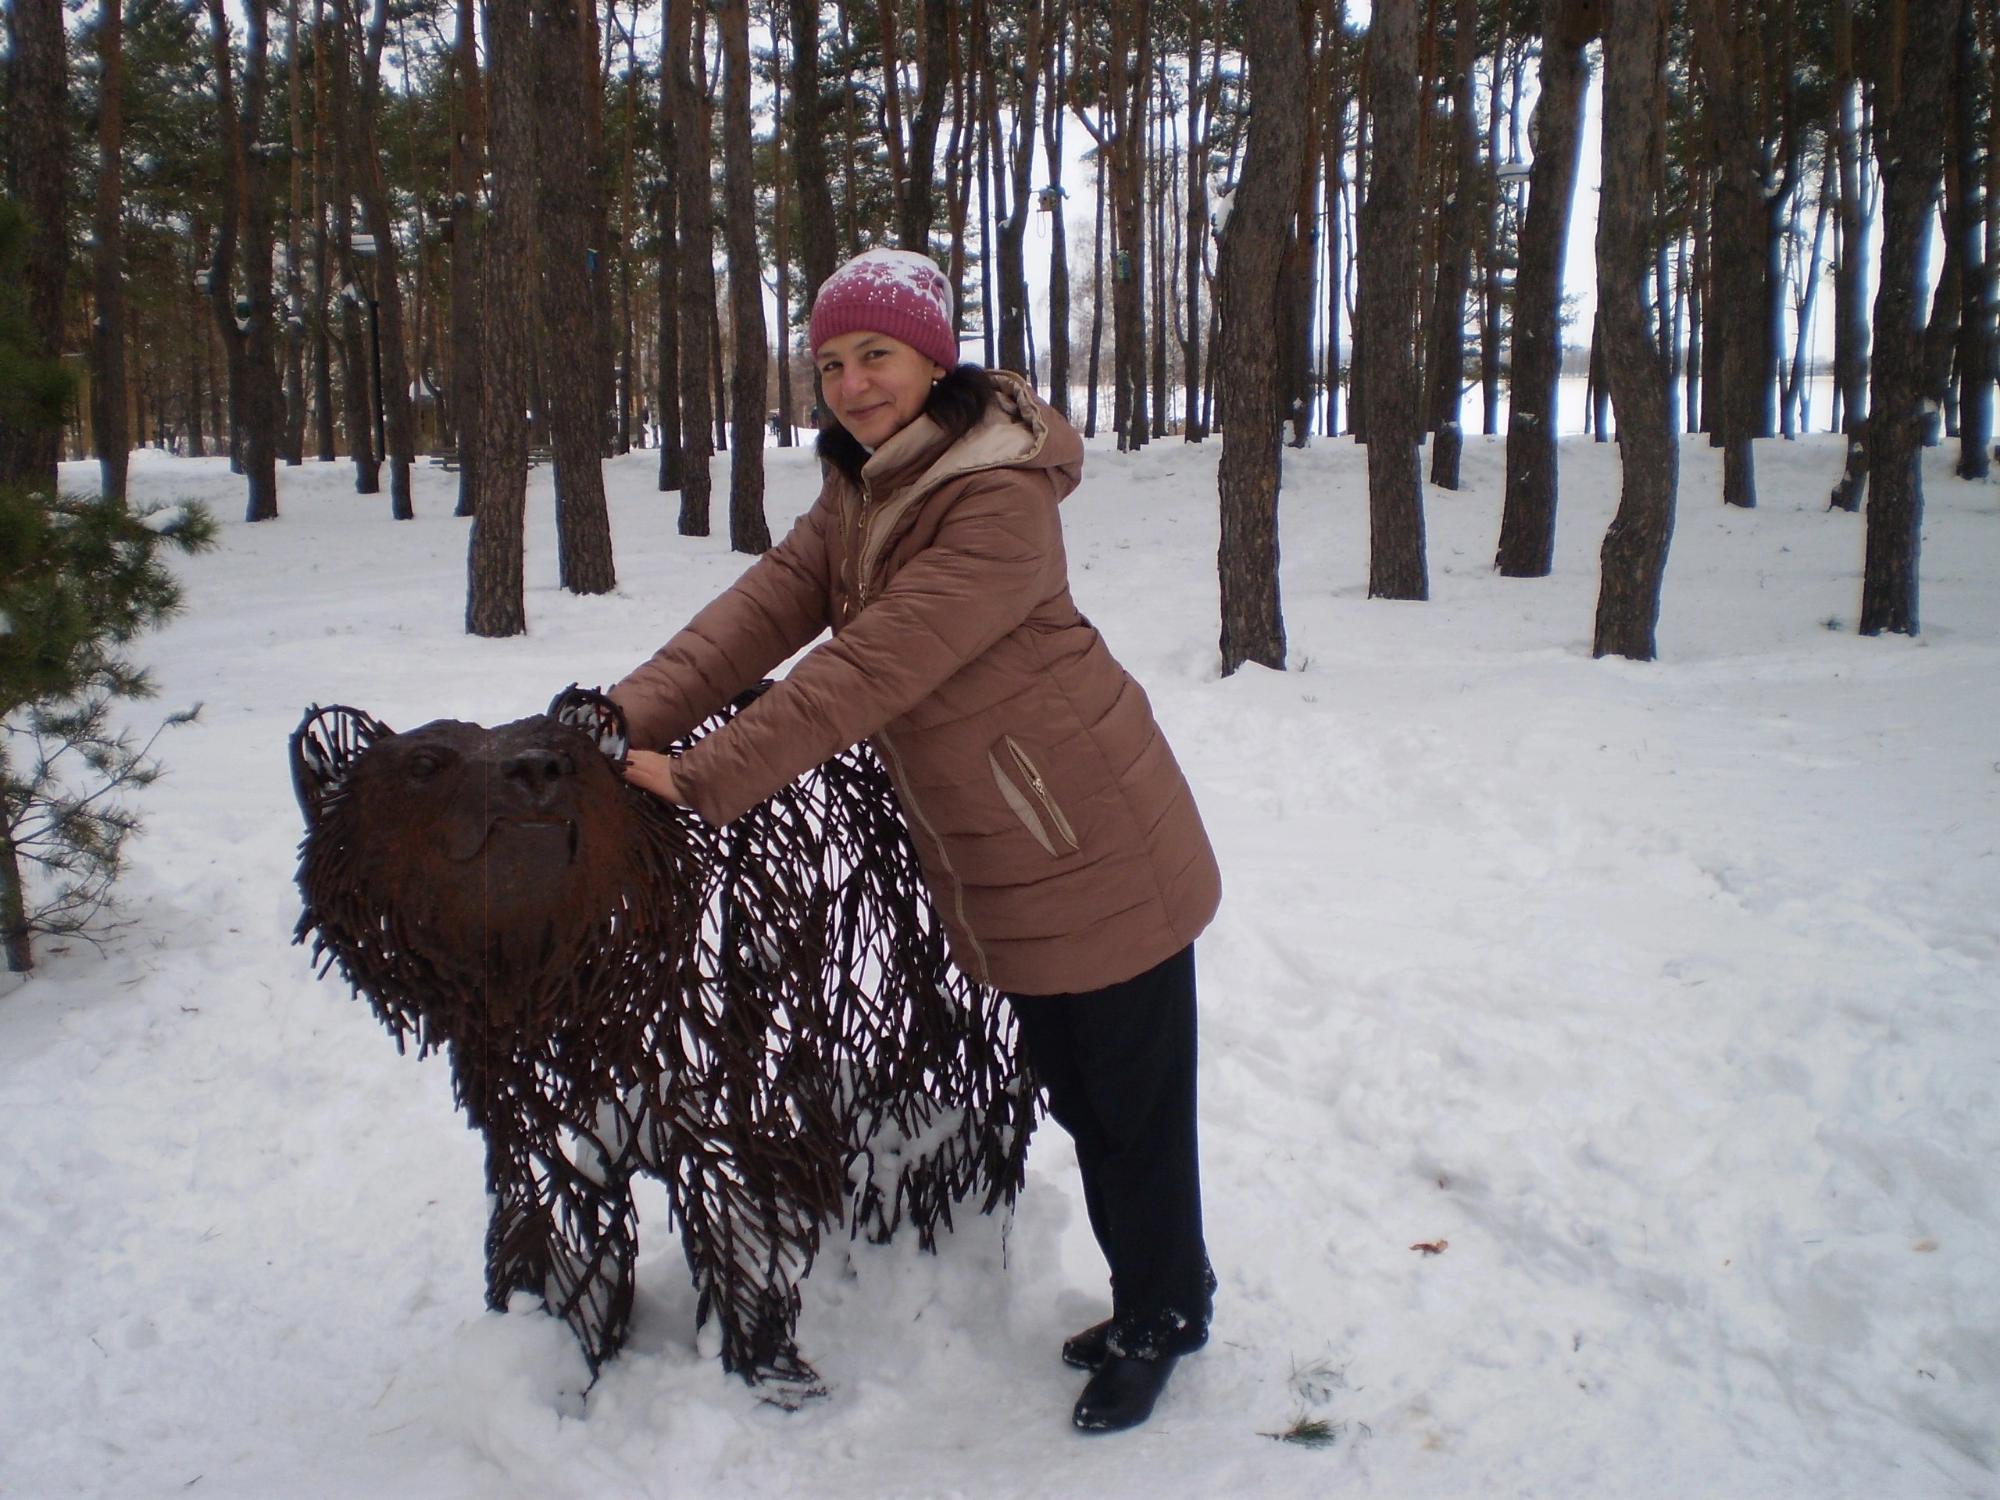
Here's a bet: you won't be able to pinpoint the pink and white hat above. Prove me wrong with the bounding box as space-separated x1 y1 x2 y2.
808 248 959 372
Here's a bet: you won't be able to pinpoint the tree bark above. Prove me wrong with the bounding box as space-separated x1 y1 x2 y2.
766 5 795 445
1320 0 1348 439
282 0 307 466
1217 0 1307 675
1086 125 1106 438
1360 0 1428 600
448 0 484 513
1592 0 1677 661
208 0 282 521
898 0 951 250
1952 0 1991 479
655 0 685 486
1495 0 1592 577
536 0 616 592
1042 17 1071 419
359 0 417 518
995 0 1056 379
1690 0 1764 507
719 0 770 554
1182 6 1221 441
2 0 67 496
310 0 338 462
1425 0 1481 488
466 0 535 637
1077 0 1152 451
1860 0 1952 637
91 0 130 505
328 0 379 492
672 0 716 535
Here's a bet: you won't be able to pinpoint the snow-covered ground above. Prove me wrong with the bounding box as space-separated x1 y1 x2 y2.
4 427 1994 1499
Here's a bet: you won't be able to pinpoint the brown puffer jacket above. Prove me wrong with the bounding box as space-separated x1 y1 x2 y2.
610 370 1220 995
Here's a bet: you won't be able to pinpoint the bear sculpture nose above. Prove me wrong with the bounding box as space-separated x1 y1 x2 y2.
502 748 571 792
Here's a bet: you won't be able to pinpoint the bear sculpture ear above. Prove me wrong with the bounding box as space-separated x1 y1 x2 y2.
290 704 393 827
547 684 629 767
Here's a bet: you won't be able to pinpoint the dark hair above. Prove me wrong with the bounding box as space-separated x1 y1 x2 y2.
816 363 997 482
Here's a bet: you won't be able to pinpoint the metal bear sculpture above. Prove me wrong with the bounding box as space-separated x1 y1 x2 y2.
289 686 1036 1393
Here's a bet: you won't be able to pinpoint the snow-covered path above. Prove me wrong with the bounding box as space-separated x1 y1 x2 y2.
3 432 1994 1498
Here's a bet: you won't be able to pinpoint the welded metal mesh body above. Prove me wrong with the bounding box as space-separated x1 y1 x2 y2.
290 688 1036 1390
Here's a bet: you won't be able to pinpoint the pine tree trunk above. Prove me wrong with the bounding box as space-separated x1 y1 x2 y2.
2 836 33 973
1496 0 1590 577
786 0 839 312
1216 0 1306 675
1151 50 1171 435
310 0 338 462
767 6 795 444
975 44 997 369
1425 0 1480 488
656 19 685 489
282 0 307 466
328 0 379 492
617 46 638 456
1686 192 1705 433
360 0 416 519
1323 6 1348 437
585 0 617 465
673 0 715 535
1952 0 1991 479
1587 314 1609 439
1828 0 1867 505
450 0 484 515
719 0 770 554
1086 130 1106 439
91 0 130 506
466 0 534 638
1592 0 1677 661
898 0 951 251
1690 0 1763 507
1360 0 1428 600
1106 0 1150 452
187 247 209 457
209 0 282 522
1042 20 1071 419
535 0 615 592
1480 15 1514 436
996 1 1053 380
1919 190 1962 447
1183 9 1218 440
0 0 65 496
1860 0 1953 637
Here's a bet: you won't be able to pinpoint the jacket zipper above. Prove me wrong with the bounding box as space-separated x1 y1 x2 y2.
877 728 989 982
1005 736 1080 850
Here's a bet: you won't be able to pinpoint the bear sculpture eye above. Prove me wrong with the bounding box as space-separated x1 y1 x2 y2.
406 748 451 781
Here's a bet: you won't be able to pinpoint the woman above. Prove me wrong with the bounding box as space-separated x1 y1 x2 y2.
612 248 1221 1433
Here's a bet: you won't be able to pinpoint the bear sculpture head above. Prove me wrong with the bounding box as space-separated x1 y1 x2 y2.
290 690 694 1100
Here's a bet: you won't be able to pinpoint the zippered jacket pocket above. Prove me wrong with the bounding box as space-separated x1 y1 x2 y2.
988 734 1080 857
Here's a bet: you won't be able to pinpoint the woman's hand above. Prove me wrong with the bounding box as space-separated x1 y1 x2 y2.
623 749 690 805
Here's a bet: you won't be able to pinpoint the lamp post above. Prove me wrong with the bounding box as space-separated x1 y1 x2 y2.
352 231 386 461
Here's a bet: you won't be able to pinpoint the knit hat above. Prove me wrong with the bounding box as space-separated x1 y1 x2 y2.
808 248 959 372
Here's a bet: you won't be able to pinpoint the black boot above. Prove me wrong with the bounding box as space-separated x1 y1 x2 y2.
1062 1318 1115 1371
1072 1352 1179 1432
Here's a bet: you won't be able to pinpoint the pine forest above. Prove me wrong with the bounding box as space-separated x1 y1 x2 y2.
0 0 1980 660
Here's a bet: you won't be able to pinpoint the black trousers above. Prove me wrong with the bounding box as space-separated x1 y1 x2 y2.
1006 944 1211 1344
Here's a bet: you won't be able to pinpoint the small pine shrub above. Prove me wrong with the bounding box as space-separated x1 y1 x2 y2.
0 480 216 972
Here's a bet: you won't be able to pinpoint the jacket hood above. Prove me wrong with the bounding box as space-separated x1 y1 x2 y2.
861 369 1085 506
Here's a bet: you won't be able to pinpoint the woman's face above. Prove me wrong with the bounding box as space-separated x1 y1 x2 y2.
815 331 947 450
